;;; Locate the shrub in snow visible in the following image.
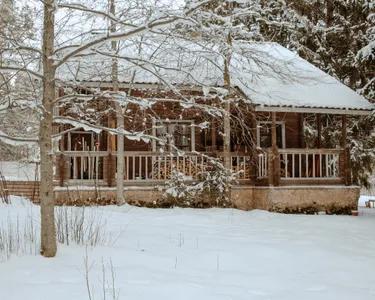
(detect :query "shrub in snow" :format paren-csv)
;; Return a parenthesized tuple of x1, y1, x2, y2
(163, 157, 236, 207)
(198, 158, 237, 206)
(164, 170, 196, 206)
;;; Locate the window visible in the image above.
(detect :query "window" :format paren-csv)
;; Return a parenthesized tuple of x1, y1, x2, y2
(257, 121, 285, 148)
(67, 131, 100, 151)
(152, 120, 195, 152)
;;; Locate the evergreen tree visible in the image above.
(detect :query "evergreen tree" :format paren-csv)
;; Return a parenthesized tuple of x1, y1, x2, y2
(184, 0, 375, 188)
(259, 0, 375, 101)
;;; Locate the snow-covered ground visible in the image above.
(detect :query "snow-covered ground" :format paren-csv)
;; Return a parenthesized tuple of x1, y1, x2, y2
(1, 197, 375, 300)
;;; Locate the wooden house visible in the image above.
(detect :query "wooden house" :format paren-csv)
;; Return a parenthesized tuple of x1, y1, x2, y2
(52, 43, 373, 213)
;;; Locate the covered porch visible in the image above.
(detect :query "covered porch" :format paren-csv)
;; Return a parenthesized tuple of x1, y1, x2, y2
(54, 109, 354, 188)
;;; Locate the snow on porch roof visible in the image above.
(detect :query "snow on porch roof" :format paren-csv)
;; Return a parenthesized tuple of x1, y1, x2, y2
(62, 41, 374, 114)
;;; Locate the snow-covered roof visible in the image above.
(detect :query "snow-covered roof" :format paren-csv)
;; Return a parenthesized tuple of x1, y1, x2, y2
(59, 40, 373, 114)
(233, 44, 373, 113)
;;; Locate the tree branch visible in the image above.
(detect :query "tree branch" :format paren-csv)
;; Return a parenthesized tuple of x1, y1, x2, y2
(55, 0, 212, 68)
(57, 3, 135, 28)
(0, 66, 44, 79)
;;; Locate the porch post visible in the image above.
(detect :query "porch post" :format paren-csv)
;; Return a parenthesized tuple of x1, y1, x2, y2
(223, 32, 232, 170)
(249, 110, 257, 183)
(211, 119, 217, 151)
(271, 112, 280, 186)
(316, 114, 322, 148)
(191, 122, 196, 152)
(223, 101, 231, 169)
(299, 113, 305, 148)
(341, 115, 347, 148)
(105, 152, 115, 187)
(341, 115, 351, 185)
(58, 153, 65, 187)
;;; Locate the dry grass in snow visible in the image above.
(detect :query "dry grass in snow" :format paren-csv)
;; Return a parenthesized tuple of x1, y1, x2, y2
(0, 196, 375, 300)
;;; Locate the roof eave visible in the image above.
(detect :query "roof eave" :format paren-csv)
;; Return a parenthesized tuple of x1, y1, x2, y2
(255, 105, 373, 116)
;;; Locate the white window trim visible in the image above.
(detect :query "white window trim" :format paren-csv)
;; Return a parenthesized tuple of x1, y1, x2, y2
(256, 121, 286, 149)
(152, 119, 195, 152)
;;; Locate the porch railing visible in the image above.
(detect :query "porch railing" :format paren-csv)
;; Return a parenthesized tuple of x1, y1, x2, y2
(278, 149, 341, 180)
(57, 151, 252, 183)
(123, 152, 208, 181)
(256, 148, 345, 185)
(60, 151, 107, 181)
(56, 148, 345, 186)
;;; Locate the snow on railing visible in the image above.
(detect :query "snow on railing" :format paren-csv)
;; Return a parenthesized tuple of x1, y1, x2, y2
(123, 152, 251, 181)
(123, 152, 207, 181)
(59, 151, 252, 182)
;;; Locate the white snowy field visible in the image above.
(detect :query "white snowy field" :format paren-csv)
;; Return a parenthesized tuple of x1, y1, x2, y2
(1, 197, 375, 300)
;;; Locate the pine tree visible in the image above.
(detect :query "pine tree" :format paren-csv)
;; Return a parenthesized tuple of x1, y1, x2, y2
(184, 0, 375, 188)
(259, 0, 375, 101)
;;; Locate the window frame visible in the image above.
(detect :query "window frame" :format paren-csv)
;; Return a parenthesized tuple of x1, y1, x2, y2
(256, 121, 286, 149)
(152, 119, 195, 152)
(67, 130, 98, 151)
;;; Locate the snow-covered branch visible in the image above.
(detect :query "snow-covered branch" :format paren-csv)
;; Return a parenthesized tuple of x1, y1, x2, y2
(0, 66, 44, 79)
(54, 0, 212, 68)
(0, 129, 38, 146)
(57, 3, 136, 28)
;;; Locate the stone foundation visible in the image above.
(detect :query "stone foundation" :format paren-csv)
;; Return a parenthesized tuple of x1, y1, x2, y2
(53, 184, 360, 214)
(232, 185, 359, 214)
(54, 186, 163, 206)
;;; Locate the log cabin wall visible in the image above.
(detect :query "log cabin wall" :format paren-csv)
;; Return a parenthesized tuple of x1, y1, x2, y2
(57, 91, 111, 152)
(58, 85, 307, 153)
(100, 87, 248, 153)
(120, 109, 305, 153)
(122, 100, 208, 152)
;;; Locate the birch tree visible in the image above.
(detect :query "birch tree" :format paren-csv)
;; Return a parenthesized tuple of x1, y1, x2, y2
(39, 0, 57, 257)
(109, 0, 124, 204)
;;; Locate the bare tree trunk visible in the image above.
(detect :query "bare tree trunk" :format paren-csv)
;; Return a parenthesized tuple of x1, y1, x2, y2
(223, 33, 232, 170)
(40, 0, 57, 257)
(110, 0, 124, 204)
